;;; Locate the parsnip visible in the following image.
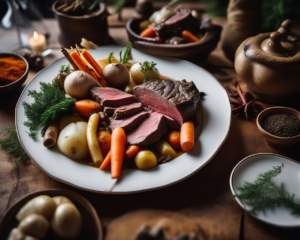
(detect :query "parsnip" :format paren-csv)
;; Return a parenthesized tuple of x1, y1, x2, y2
(87, 113, 103, 166)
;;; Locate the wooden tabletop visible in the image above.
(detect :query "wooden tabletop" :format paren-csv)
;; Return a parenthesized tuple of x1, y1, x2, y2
(1, 6, 300, 240)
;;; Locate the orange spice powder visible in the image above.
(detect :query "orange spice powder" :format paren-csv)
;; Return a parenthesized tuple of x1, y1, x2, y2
(0, 57, 26, 86)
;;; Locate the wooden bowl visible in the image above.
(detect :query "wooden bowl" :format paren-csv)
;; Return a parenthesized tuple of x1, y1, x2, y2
(0, 189, 103, 240)
(257, 107, 300, 148)
(126, 17, 222, 61)
(0, 53, 29, 93)
(52, 1, 110, 47)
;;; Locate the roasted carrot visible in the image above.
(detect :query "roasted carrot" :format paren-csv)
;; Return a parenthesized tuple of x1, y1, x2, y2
(82, 49, 103, 76)
(111, 127, 126, 178)
(92, 69, 108, 87)
(166, 130, 181, 151)
(99, 151, 111, 170)
(181, 30, 199, 43)
(125, 145, 142, 160)
(75, 100, 102, 119)
(98, 131, 112, 157)
(140, 24, 156, 38)
(180, 121, 194, 152)
(70, 51, 91, 75)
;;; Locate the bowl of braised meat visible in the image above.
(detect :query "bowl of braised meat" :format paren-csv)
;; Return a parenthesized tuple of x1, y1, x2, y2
(126, 8, 222, 61)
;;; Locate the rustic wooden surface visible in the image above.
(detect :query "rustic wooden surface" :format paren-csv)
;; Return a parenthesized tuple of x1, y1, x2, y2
(1, 6, 300, 240)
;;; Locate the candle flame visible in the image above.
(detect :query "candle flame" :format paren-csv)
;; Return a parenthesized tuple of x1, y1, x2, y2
(33, 31, 39, 40)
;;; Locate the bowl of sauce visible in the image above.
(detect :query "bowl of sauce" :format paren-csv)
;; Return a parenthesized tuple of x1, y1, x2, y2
(0, 53, 29, 93)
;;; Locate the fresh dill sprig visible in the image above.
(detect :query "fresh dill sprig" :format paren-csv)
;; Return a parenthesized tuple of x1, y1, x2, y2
(140, 61, 160, 83)
(234, 164, 300, 216)
(0, 125, 29, 164)
(23, 70, 76, 140)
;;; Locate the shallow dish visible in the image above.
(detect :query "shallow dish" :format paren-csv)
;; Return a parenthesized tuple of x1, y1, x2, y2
(0, 189, 102, 240)
(0, 53, 29, 93)
(257, 106, 300, 148)
(16, 46, 231, 194)
(126, 18, 222, 61)
(230, 153, 300, 228)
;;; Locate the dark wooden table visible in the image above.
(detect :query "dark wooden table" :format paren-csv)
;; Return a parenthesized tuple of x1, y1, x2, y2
(1, 6, 300, 240)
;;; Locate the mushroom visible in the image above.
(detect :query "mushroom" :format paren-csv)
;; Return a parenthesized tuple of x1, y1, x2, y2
(103, 63, 130, 89)
(51, 203, 82, 239)
(18, 214, 49, 239)
(16, 195, 56, 222)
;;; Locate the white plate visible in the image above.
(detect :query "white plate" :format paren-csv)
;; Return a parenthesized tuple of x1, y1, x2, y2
(230, 153, 300, 227)
(16, 46, 231, 194)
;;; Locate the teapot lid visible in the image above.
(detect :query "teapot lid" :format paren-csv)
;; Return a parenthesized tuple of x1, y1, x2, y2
(261, 19, 298, 57)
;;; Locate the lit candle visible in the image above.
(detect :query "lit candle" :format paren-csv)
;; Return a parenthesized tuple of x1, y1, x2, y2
(28, 31, 47, 52)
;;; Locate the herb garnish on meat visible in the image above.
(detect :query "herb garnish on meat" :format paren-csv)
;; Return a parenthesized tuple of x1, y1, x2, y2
(23, 73, 76, 140)
(234, 164, 300, 216)
(141, 61, 160, 83)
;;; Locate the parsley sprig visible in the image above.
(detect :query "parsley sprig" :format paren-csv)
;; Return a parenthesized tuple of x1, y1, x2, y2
(234, 164, 300, 216)
(0, 125, 29, 164)
(140, 61, 160, 83)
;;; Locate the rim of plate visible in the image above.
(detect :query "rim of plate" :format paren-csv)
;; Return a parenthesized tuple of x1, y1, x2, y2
(16, 46, 231, 194)
(229, 152, 300, 228)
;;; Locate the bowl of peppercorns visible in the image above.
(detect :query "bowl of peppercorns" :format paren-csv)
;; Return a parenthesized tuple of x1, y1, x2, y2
(257, 107, 300, 148)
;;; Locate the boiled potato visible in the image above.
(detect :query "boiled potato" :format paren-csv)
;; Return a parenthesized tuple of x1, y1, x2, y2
(103, 63, 130, 89)
(59, 113, 85, 133)
(57, 122, 89, 160)
(18, 214, 49, 239)
(7, 228, 25, 240)
(52, 196, 73, 207)
(51, 203, 82, 239)
(97, 56, 119, 70)
(16, 195, 56, 222)
(135, 150, 157, 170)
(130, 62, 159, 85)
(154, 139, 177, 158)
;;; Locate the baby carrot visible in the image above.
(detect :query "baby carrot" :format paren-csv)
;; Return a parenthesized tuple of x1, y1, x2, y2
(99, 151, 111, 170)
(181, 30, 199, 43)
(82, 49, 103, 76)
(166, 130, 181, 151)
(111, 127, 126, 178)
(180, 121, 194, 152)
(140, 24, 156, 38)
(98, 131, 112, 157)
(70, 51, 91, 75)
(125, 145, 142, 160)
(75, 99, 101, 119)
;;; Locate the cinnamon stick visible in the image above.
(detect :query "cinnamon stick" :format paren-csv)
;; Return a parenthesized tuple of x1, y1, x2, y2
(61, 47, 78, 70)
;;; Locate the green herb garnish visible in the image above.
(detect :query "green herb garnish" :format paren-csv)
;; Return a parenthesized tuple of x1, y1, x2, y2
(0, 125, 29, 164)
(107, 42, 132, 64)
(140, 61, 160, 83)
(60, 64, 70, 73)
(108, 52, 113, 63)
(23, 68, 76, 140)
(234, 164, 300, 216)
(90, 111, 98, 115)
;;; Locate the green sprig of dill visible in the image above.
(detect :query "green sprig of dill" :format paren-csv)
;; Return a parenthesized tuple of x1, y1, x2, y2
(23, 70, 76, 140)
(141, 61, 160, 83)
(0, 125, 29, 164)
(234, 164, 300, 216)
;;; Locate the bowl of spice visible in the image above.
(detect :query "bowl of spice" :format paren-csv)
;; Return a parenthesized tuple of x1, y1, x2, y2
(0, 53, 29, 93)
(257, 107, 300, 148)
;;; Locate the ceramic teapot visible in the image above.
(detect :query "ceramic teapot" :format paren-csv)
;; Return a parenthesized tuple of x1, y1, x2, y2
(235, 20, 300, 103)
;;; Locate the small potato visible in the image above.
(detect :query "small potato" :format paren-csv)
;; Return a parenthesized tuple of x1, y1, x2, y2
(154, 139, 177, 158)
(51, 203, 82, 239)
(57, 122, 89, 160)
(52, 196, 73, 207)
(103, 63, 130, 89)
(16, 195, 56, 222)
(7, 228, 25, 240)
(18, 214, 49, 239)
(130, 62, 159, 85)
(135, 150, 157, 170)
(139, 20, 151, 32)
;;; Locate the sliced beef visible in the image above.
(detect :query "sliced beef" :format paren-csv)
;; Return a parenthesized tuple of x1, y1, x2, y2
(133, 79, 200, 125)
(154, 8, 200, 38)
(127, 112, 168, 146)
(163, 115, 180, 130)
(90, 87, 136, 107)
(103, 103, 144, 119)
(109, 111, 149, 132)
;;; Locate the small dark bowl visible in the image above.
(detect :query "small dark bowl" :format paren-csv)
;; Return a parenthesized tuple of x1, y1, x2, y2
(0, 53, 29, 93)
(257, 107, 300, 148)
(126, 17, 222, 61)
(0, 189, 103, 240)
